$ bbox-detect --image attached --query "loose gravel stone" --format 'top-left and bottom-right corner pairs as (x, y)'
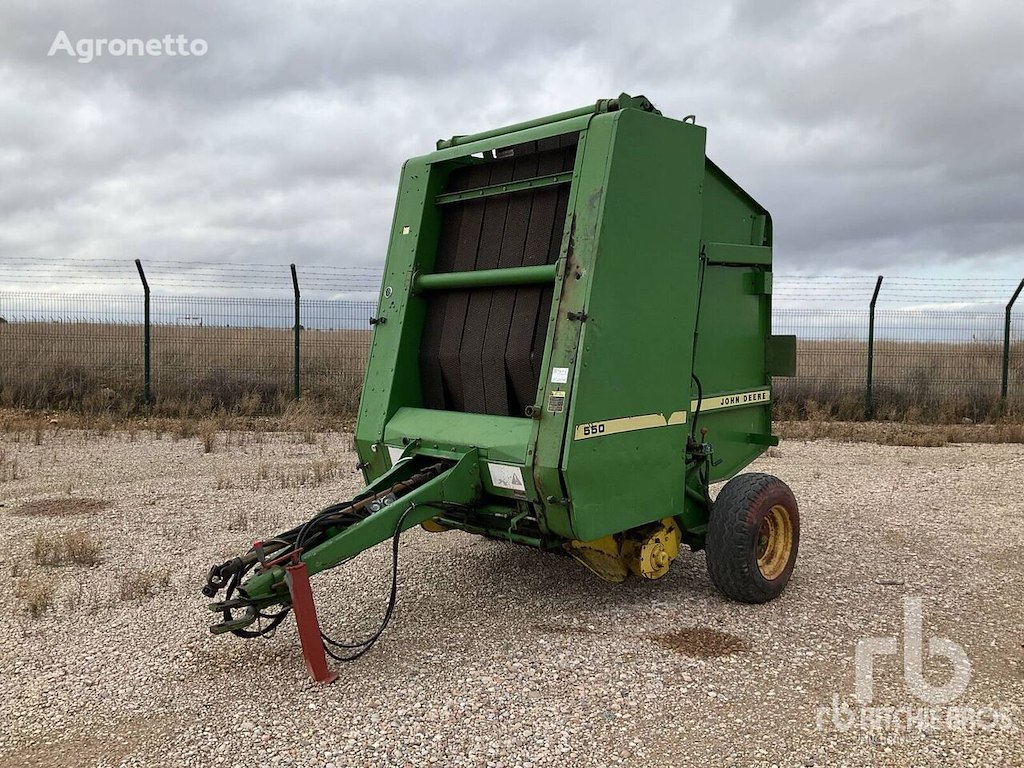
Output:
(0, 429), (1021, 767)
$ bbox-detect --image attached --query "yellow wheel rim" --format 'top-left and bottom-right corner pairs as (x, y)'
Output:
(756, 504), (793, 581)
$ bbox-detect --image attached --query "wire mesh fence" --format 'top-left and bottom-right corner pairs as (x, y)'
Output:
(771, 309), (1024, 421)
(0, 264), (1022, 421)
(0, 291), (371, 415)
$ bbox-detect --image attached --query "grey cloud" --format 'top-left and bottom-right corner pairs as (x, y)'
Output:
(0, 0), (1021, 295)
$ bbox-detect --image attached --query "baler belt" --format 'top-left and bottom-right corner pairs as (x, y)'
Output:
(420, 133), (577, 416)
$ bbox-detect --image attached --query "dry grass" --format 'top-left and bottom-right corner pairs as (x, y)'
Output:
(773, 338), (1024, 423)
(0, 321), (368, 416)
(0, 447), (18, 482)
(16, 576), (57, 618)
(276, 459), (340, 488)
(0, 320), (1021, 427)
(118, 568), (171, 601)
(32, 530), (104, 567)
(199, 419), (217, 453)
(282, 401), (321, 444)
(776, 420), (1024, 447)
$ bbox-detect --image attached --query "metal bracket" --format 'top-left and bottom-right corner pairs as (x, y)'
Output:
(284, 561), (338, 684)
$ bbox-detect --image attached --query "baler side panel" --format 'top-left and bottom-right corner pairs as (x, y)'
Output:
(690, 163), (775, 483)
(700, 160), (772, 247)
(559, 109), (707, 542)
(355, 159), (449, 479)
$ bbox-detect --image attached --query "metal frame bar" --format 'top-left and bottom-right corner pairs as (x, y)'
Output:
(284, 561), (338, 684)
(436, 103), (609, 150)
(238, 451), (482, 602)
(290, 264), (300, 400)
(434, 171), (572, 206)
(134, 259), (151, 406)
(865, 275), (884, 420)
(414, 264), (557, 292)
(1002, 279), (1024, 400)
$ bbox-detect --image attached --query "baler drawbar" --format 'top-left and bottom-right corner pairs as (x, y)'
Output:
(204, 93), (801, 682)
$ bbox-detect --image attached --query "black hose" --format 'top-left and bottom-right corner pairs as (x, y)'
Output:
(690, 244), (708, 440)
(319, 503), (416, 661)
(210, 463), (444, 644)
(691, 372), (703, 441)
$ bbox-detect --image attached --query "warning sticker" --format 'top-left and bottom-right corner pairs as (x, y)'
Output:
(550, 367), (569, 384)
(547, 390), (566, 413)
(487, 463), (526, 494)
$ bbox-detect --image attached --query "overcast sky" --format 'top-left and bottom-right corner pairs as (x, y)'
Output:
(1, 0), (1022, 301)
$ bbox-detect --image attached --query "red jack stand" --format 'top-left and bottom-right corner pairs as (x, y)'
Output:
(284, 561), (338, 684)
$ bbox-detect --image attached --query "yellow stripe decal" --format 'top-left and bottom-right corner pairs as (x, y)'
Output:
(574, 411), (687, 441)
(691, 388), (771, 412)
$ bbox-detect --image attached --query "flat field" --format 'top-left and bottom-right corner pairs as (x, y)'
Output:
(2, 319), (1023, 422)
(0, 426), (1021, 767)
(0, 322), (370, 414)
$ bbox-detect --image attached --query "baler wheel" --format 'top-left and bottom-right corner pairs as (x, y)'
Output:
(705, 473), (799, 603)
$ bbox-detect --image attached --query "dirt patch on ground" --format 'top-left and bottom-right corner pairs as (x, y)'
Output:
(11, 497), (109, 517)
(652, 627), (751, 658)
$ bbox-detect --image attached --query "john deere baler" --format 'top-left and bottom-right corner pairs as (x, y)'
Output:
(205, 94), (799, 681)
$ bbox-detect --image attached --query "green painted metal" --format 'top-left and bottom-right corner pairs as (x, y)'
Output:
(433, 94), (657, 150)
(1002, 279), (1024, 400)
(383, 407), (533, 464)
(413, 264), (557, 292)
(434, 171), (572, 205)
(348, 94), (786, 555)
(134, 259), (151, 406)
(866, 275), (884, 420)
(238, 450), (483, 603)
(232, 92), (789, 600)
(436, 104), (600, 150)
(766, 335), (798, 377)
(290, 264), (300, 400)
(430, 515), (545, 548)
(704, 242), (772, 267)
(557, 108), (706, 540)
(213, 92), (789, 638)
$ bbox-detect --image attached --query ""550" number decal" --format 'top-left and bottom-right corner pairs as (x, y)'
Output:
(572, 412), (688, 441)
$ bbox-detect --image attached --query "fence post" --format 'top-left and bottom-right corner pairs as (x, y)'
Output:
(134, 259), (152, 406)
(291, 264), (301, 400)
(865, 275), (884, 420)
(1002, 279), (1024, 400)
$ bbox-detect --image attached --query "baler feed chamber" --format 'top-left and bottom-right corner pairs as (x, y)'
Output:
(419, 134), (578, 417)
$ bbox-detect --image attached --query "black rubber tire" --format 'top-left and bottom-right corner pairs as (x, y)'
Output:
(706, 472), (799, 603)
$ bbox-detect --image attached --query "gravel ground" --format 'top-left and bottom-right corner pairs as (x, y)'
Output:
(0, 426), (1021, 768)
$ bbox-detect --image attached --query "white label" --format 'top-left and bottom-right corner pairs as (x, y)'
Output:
(386, 445), (405, 466)
(486, 463), (526, 494)
(551, 367), (569, 384)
